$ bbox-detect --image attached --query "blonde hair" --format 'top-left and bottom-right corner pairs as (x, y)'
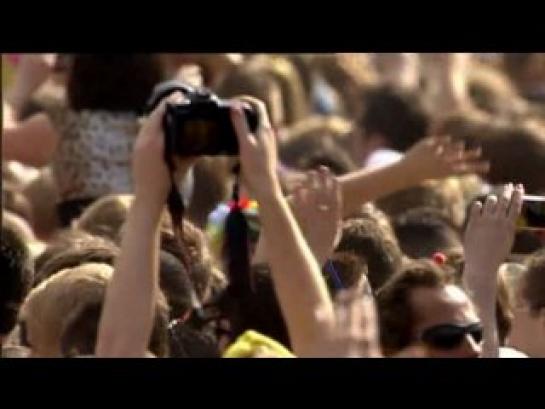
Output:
(284, 115), (353, 144)
(20, 263), (169, 357)
(76, 194), (133, 241)
(246, 55), (310, 125)
(21, 263), (113, 356)
(467, 61), (528, 119)
(308, 54), (379, 117)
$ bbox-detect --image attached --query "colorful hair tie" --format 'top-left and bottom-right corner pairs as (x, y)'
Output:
(432, 252), (447, 265)
(206, 198), (260, 258)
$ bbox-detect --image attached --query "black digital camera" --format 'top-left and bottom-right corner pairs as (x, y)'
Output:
(146, 81), (259, 156)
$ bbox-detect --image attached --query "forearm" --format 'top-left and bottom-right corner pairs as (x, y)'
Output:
(257, 186), (334, 355)
(96, 199), (163, 357)
(463, 266), (499, 358)
(338, 161), (415, 217)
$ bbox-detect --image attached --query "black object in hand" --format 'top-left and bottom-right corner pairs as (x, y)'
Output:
(146, 81), (259, 156)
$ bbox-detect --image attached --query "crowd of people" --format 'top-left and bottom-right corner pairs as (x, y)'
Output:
(2, 53), (545, 358)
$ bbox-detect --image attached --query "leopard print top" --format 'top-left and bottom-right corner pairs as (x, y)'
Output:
(49, 108), (140, 202)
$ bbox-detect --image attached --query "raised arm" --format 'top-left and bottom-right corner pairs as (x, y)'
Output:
(231, 98), (335, 356)
(462, 183), (524, 358)
(338, 136), (489, 217)
(96, 94), (193, 357)
(2, 54), (59, 167)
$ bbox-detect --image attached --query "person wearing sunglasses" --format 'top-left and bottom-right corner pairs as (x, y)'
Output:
(377, 259), (483, 358)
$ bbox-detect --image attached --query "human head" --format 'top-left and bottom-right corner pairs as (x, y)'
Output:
(357, 84), (431, 161)
(159, 219), (222, 303)
(508, 250), (545, 357)
(283, 54), (314, 102)
(280, 133), (356, 176)
(503, 53), (545, 102)
(19, 263), (170, 357)
(438, 112), (545, 194)
(159, 249), (201, 321)
(445, 255), (515, 347)
(161, 53), (243, 88)
(76, 194), (133, 242)
(467, 60), (528, 119)
(245, 55), (309, 126)
(377, 260), (482, 358)
(22, 168), (60, 241)
(392, 207), (463, 259)
(323, 251), (369, 297)
(377, 179), (466, 229)
(2, 181), (33, 224)
(215, 64), (285, 128)
(280, 115), (355, 174)
(335, 216), (403, 291)
(1, 224), (34, 346)
(34, 229), (119, 286)
(168, 319), (220, 358)
(67, 54), (164, 113)
(308, 54), (378, 119)
(215, 263), (290, 349)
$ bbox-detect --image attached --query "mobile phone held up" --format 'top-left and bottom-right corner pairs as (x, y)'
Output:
(517, 195), (545, 231)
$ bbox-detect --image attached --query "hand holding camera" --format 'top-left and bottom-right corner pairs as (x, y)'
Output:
(146, 81), (259, 157)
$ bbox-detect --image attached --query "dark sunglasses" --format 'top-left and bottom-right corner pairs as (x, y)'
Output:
(420, 322), (483, 350)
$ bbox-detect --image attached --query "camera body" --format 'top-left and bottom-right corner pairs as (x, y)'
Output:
(151, 81), (259, 157)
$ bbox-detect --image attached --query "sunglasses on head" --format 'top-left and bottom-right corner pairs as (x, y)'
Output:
(420, 322), (483, 350)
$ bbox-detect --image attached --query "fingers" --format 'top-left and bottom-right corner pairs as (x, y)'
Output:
(443, 140), (466, 161)
(307, 170), (320, 191)
(146, 91), (185, 132)
(293, 183), (309, 209)
(314, 167), (342, 216)
(469, 199), (483, 221)
(483, 194), (498, 215)
(508, 184), (525, 222)
(230, 103), (256, 151)
(452, 160), (490, 175)
(235, 95), (272, 130)
(318, 166), (333, 192)
(498, 183), (514, 216)
(431, 136), (490, 176)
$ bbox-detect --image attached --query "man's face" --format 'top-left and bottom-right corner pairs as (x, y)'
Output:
(409, 285), (483, 358)
(509, 304), (545, 357)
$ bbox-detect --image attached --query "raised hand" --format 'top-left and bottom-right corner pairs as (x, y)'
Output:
(230, 97), (280, 201)
(463, 184), (524, 291)
(401, 136), (489, 182)
(306, 283), (382, 358)
(291, 166), (343, 266)
(132, 92), (195, 213)
(462, 183), (524, 358)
